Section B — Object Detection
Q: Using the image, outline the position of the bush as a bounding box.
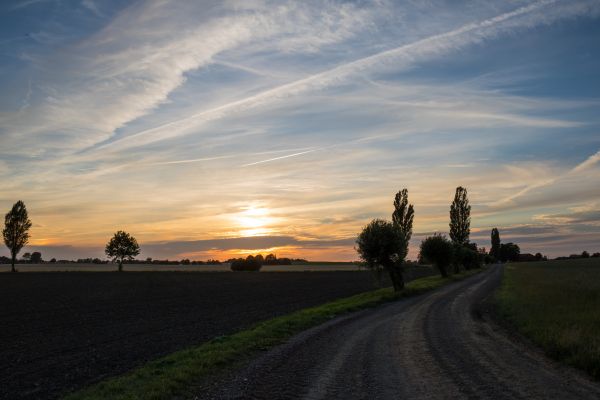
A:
[419,234,454,278]
[461,247,481,269]
[230,257,262,272]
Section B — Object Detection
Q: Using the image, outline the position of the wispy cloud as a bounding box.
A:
[87,0,599,153]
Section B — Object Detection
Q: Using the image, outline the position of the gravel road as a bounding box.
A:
[200,265,600,399]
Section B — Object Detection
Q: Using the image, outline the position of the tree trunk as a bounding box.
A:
[453,262,461,274]
[438,264,448,278]
[11,253,16,273]
[118,260,123,272]
[386,263,405,292]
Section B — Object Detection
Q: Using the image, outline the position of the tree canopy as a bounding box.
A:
[392,188,414,261]
[419,234,454,278]
[356,219,406,291]
[3,200,32,272]
[105,231,140,272]
[490,228,501,260]
[449,186,471,245]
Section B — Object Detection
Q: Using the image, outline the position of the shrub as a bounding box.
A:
[230,257,262,272]
[462,247,481,269]
[419,234,454,278]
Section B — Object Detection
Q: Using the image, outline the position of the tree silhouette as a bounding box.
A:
[105,231,140,272]
[419,234,454,278]
[356,219,406,291]
[392,188,415,261]
[499,242,520,262]
[30,251,42,263]
[449,186,471,245]
[490,228,501,260]
[3,200,32,273]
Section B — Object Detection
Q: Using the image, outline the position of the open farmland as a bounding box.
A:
[0,268,433,399]
[496,258,600,379]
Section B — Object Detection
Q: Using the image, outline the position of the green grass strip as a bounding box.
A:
[65,269,482,400]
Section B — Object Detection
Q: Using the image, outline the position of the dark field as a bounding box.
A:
[0,269,431,399]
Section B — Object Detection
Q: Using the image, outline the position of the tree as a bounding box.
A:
[30,251,42,263]
[419,234,454,278]
[449,187,471,245]
[582,251,590,258]
[499,242,520,262]
[3,200,32,273]
[490,228,501,260]
[105,231,140,272]
[356,219,406,291]
[22,252,31,262]
[392,188,415,261]
[230,256,262,271]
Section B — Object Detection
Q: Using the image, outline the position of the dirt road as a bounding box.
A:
[201,265,600,399]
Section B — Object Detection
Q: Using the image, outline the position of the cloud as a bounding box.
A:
[2,1,381,156]
[81,0,103,17]
[88,0,600,152]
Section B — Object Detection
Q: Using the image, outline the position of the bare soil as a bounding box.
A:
[0,270,410,400]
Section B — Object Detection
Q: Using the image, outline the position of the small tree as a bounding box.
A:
[30,251,42,263]
[499,242,520,262]
[356,219,406,291]
[449,187,471,245]
[582,251,590,258]
[105,231,140,272]
[419,234,454,278]
[490,228,500,260]
[3,200,32,273]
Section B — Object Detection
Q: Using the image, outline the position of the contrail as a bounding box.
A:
[91,0,584,152]
[494,147,600,205]
[242,149,319,167]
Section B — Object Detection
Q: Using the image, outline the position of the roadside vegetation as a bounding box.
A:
[64,268,482,400]
[357,186,487,286]
[496,258,600,379]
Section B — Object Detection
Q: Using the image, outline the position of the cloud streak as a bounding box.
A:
[89,0,600,153]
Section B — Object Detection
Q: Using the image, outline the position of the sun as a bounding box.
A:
[233,206,275,236]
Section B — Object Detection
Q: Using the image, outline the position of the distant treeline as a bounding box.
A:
[0,252,308,265]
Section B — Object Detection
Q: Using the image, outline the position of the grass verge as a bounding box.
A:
[495,258,600,379]
[65,268,483,400]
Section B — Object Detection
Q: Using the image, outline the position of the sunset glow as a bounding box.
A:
[1,1,599,261]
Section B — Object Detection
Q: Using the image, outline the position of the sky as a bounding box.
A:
[1,0,599,261]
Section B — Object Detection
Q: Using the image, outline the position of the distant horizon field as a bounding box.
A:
[0,262,364,273]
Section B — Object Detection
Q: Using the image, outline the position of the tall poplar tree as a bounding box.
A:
[392,188,415,261]
[490,228,501,260]
[449,186,471,245]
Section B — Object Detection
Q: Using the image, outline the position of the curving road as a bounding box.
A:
[200,265,600,399]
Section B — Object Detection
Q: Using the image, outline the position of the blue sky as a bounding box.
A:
[1,0,599,261]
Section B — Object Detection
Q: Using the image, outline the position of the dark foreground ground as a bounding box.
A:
[201,265,600,399]
[0,268,432,400]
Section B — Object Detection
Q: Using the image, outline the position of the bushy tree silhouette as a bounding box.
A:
[419,234,454,278]
[3,200,32,273]
[356,219,406,291]
[105,231,140,272]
